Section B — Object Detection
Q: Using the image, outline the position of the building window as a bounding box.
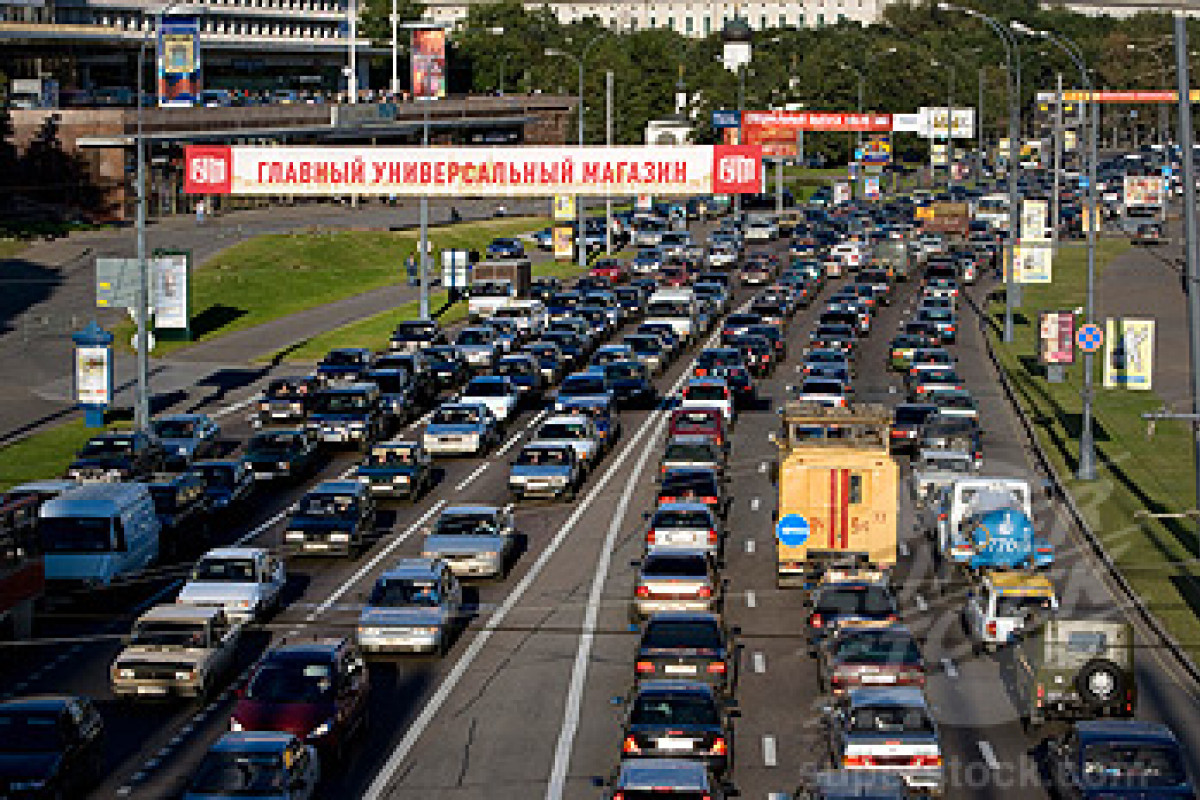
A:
[759,14,765,28]
[704,16,710,34]
[817,13,824,25]
[779,13,785,25]
[649,15,654,26]
[686,16,693,32]
[798,12,804,25]
[838,13,845,21]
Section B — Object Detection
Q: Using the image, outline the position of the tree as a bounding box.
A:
[358,0,425,48]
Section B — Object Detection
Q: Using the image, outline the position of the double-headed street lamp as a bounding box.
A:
[546,33,608,269]
[838,46,897,153]
[939,2,1022,344]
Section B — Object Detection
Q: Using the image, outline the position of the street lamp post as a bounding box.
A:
[390,0,399,96]
[1013,22,1099,480]
[939,2,1021,343]
[348,0,358,103]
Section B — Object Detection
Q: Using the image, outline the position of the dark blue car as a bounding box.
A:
[486,237,525,259]
[1047,720,1194,799]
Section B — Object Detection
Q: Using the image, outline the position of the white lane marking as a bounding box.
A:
[899,541,910,557]
[750,496,760,512]
[305,500,446,622]
[914,594,928,612]
[364,391,671,800]
[745,539,756,554]
[745,590,757,608]
[753,652,767,674]
[942,658,958,678]
[454,462,490,492]
[545,409,669,800]
[978,740,1000,770]
[759,461,768,473]
[212,395,256,420]
[763,735,778,767]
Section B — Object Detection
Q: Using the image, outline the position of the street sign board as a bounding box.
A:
[712,109,740,129]
[96,258,140,308]
[1077,323,1103,353]
[776,514,810,547]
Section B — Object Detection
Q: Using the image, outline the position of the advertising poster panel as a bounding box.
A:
[153,253,190,331]
[1104,318,1155,390]
[1021,199,1049,241]
[1039,311,1075,365]
[1123,175,1166,207]
[75,346,111,407]
[552,195,576,221]
[158,16,201,107]
[411,28,447,100]
[552,227,573,260]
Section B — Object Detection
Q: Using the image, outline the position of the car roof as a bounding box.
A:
[211,731,295,753]
[665,435,719,448]
[138,603,225,624]
[443,505,499,516]
[382,557,445,581]
[615,758,711,790]
[269,638,346,659]
[685,377,730,388]
[846,686,929,708]
[1075,719,1179,744]
[200,546,266,560]
[542,414,591,425]
[654,502,714,513]
[635,679,719,695]
[310,480,365,495]
[643,611,722,626]
[987,572,1055,593]
[0,695,75,713]
[809,769,908,796]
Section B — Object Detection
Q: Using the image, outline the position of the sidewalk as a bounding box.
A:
[0,197,547,443]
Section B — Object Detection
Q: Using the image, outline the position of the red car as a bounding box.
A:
[668,408,728,451]
[231,638,369,759]
[589,258,628,283]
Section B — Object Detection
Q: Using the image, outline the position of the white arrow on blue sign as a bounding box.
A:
[776,514,810,547]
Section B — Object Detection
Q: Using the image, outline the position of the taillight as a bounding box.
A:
[700,496,718,504]
[986,621,997,638]
[913,755,943,767]
[697,586,713,598]
[622,736,640,754]
[710,736,727,756]
[938,513,947,521]
[843,755,870,767]
[707,661,726,674]
[636,585,651,598]
[646,529,657,545]
[810,613,823,628]
[635,660,655,674]
[708,529,718,544]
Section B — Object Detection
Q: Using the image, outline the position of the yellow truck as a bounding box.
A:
[774,403,899,587]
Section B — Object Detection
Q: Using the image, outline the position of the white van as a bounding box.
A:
[39,483,161,591]
[645,288,699,342]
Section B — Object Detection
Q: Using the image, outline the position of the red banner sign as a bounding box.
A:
[1062,90,1200,104]
[184,144,764,196]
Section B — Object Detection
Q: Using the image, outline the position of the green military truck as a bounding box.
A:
[1001,617,1135,731]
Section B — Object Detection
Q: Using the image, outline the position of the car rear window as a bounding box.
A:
[849,705,935,735]
[1081,744,1187,787]
[653,509,714,529]
[642,620,722,650]
[661,473,718,495]
[643,554,709,578]
[685,385,727,402]
[814,586,895,616]
[631,692,717,726]
[834,632,922,664]
[896,406,936,424]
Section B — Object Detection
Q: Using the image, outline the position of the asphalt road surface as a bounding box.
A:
[6,217,1200,799]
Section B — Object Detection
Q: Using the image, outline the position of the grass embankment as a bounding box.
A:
[0,420,121,493]
[274,255,586,362]
[986,239,1200,660]
[113,217,549,356]
[0,239,30,260]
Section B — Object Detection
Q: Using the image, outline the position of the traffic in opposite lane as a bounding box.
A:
[1,191,1199,800]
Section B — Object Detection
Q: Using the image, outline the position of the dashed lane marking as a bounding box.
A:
[763,735,778,767]
[745,590,757,608]
[942,658,958,678]
[978,740,1000,770]
[753,652,767,674]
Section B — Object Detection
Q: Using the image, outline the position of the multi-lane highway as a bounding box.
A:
[5,213,1200,800]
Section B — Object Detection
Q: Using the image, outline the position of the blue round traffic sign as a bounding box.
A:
[776,514,811,547]
[1077,323,1103,353]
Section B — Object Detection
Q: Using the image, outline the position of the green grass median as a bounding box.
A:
[114,217,548,357]
[0,420,119,493]
[985,239,1200,661]
[272,254,586,362]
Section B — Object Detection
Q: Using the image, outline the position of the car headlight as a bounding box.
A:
[285,530,305,540]
[409,627,440,635]
[115,667,136,680]
[230,718,244,731]
[329,532,351,543]
[9,780,47,791]
[310,719,335,738]
[176,669,196,681]
[277,461,291,470]
[177,446,189,455]
[420,550,436,559]
[358,626,380,637]
[349,421,366,430]
[394,474,410,483]
[233,599,252,609]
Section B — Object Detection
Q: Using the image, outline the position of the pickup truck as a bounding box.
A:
[111,604,241,700]
[176,546,287,624]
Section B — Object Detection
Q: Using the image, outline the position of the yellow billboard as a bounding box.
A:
[1103,318,1155,390]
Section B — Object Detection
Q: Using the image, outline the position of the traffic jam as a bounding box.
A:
[0,191,1195,799]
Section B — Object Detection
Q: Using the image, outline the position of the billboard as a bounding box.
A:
[1021,199,1049,242]
[919,107,975,139]
[833,182,851,205]
[1063,90,1200,103]
[552,226,573,260]
[552,195,576,221]
[741,110,892,133]
[1123,175,1166,207]
[1104,318,1155,390]
[153,252,190,331]
[861,134,891,165]
[863,176,881,200]
[75,346,112,407]
[930,143,948,166]
[158,16,201,107]
[184,145,765,197]
[1039,312,1075,365]
[411,27,447,100]
[1007,242,1053,284]
[712,109,740,129]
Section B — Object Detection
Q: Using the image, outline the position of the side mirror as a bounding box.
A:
[629,559,642,568]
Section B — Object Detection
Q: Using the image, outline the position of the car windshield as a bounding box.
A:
[369,578,441,607]
[368,448,414,466]
[661,473,718,496]
[1081,743,1188,787]
[369,373,407,394]
[193,558,257,582]
[435,513,497,536]
[663,444,717,463]
[896,407,935,424]
[516,448,570,466]
[631,691,717,726]
[152,420,195,439]
[0,712,65,752]
[642,620,722,651]
[321,351,362,366]
[562,377,606,395]
[995,593,1053,618]
[457,330,492,346]
[248,434,299,455]
[432,408,480,426]
[245,661,334,703]
[642,551,708,578]
[131,621,207,647]
[464,380,510,397]
[497,361,532,377]
[39,516,113,553]
[197,464,236,488]
[395,322,437,338]
[653,509,714,530]
[834,632,922,664]
[312,393,369,413]
[606,364,643,380]
[539,422,588,440]
[814,586,895,617]
[801,381,843,395]
[298,494,358,519]
[625,337,658,353]
[849,705,936,735]
[266,381,307,400]
[685,385,727,402]
[79,438,133,457]
[188,751,287,795]
[647,301,691,318]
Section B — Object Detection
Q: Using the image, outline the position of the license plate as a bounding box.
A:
[664,664,697,675]
[271,411,291,418]
[305,542,329,550]
[255,471,276,480]
[860,674,896,684]
[656,738,695,751]
[137,685,168,695]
